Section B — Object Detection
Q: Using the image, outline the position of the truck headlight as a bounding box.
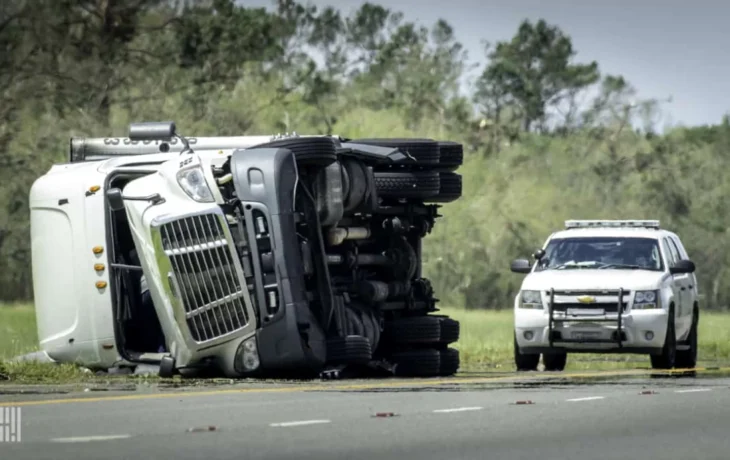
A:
[633,290,660,309]
[234,337,260,374]
[177,165,214,202]
[519,290,543,309]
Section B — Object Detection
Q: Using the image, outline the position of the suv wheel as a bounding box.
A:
[675,307,698,369]
[543,352,567,371]
[514,333,539,371]
[650,305,677,370]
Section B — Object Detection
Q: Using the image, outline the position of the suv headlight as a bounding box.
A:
[633,290,660,309]
[177,165,214,202]
[519,290,543,309]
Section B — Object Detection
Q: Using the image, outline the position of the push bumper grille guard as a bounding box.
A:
[547,288,628,347]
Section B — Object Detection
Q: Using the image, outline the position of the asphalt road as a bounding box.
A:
[2,370,730,459]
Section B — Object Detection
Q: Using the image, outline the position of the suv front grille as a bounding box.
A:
[160,213,250,343]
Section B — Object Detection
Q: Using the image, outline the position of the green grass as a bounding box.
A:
[2,303,730,382]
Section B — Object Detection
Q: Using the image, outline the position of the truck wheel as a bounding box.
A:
[326,335,372,365]
[514,333,539,371]
[439,348,460,376]
[425,172,462,203]
[675,307,698,369]
[249,137,338,167]
[159,356,176,378]
[436,141,463,171]
[392,349,442,377]
[373,171,441,199]
[383,316,442,345]
[349,138,440,165]
[650,305,677,370]
[543,352,567,371]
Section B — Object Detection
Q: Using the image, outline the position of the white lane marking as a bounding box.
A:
[566,396,606,402]
[675,388,712,393]
[433,406,483,413]
[51,434,131,443]
[269,419,331,427]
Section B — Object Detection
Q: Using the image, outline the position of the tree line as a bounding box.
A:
[1,0,729,309]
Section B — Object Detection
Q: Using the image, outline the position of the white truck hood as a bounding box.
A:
[521,269,665,291]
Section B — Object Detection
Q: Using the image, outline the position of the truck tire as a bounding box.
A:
[373,171,440,199]
[650,305,677,370]
[349,138,440,165]
[383,316,442,345]
[249,137,338,167]
[436,141,463,171]
[392,349,442,377]
[542,352,567,371]
[514,333,539,371]
[326,335,372,364]
[425,172,462,203]
[439,348,460,376]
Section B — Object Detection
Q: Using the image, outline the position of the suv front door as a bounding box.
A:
[663,237,691,337]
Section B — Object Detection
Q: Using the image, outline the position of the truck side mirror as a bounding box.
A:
[510,258,532,274]
[106,188,125,212]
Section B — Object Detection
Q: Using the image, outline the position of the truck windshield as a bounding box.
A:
[535,236,664,272]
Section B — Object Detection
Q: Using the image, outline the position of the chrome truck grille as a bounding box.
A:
[160,213,250,343]
[548,289,630,314]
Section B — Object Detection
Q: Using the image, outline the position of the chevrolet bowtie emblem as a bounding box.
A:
[577,296,597,304]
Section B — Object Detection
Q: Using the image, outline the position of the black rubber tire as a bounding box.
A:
[543,352,567,371]
[373,171,440,199]
[248,137,338,167]
[675,307,698,369]
[159,356,176,378]
[326,335,372,364]
[651,305,677,370]
[436,141,464,171]
[348,138,440,165]
[392,349,442,377]
[514,333,539,371]
[425,172,462,203]
[428,314,460,344]
[384,316,442,345]
[439,348,460,376]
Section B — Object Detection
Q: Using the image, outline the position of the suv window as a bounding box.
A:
[664,237,681,265]
[535,236,664,271]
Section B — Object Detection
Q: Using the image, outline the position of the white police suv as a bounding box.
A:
[509,220,698,372]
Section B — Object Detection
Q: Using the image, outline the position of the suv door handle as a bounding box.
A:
[680,287,686,291]
[688,285,693,289]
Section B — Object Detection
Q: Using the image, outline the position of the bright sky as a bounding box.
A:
[239,0,729,128]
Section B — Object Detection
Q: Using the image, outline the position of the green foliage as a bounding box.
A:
[0,0,728,311]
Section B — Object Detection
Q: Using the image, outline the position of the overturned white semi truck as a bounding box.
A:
[29,122,464,378]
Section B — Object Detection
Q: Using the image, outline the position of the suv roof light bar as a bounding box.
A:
[564,220,660,229]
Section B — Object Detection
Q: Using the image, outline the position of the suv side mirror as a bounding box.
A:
[510,258,532,274]
[669,259,696,274]
[532,249,546,260]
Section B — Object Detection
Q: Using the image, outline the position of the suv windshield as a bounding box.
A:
[535,236,664,272]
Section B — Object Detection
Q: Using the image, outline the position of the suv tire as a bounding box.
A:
[650,305,677,370]
[514,333,539,371]
[675,307,698,369]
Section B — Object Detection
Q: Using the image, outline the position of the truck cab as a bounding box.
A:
[30,122,464,379]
